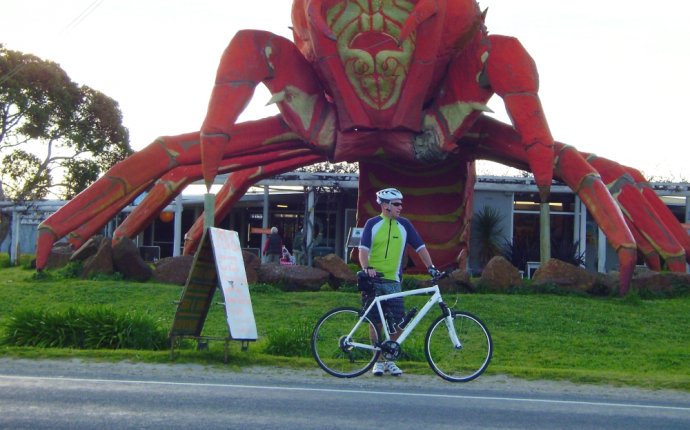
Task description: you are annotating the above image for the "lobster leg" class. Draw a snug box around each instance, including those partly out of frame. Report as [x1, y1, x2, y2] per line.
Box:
[36, 131, 200, 269]
[423, 34, 554, 201]
[36, 116, 310, 269]
[584, 155, 690, 268]
[485, 35, 555, 201]
[200, 30, 336, 188]
[113, 147, 323, 246]
[183, 151, 325, 255]
[467, 116, 638, 294]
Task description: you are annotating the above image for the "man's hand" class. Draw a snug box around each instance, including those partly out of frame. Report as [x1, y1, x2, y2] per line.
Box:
[428, 265, 440, 278]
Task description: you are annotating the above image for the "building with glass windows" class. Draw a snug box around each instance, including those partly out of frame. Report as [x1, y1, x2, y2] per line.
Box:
[2, 173, 689, 276]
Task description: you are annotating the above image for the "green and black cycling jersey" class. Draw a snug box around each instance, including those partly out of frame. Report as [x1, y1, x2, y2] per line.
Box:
[359, 215, 425, 282]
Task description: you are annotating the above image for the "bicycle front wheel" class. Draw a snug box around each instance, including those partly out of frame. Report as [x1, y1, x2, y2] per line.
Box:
[425, 310, 492, 382]
[311, 307, 381, 378]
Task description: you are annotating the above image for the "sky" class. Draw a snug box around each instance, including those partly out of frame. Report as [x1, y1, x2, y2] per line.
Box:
[1, 0, 690, 181]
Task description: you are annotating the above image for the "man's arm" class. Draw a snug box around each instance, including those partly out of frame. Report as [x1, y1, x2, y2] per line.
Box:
[417, 246, 434, 269]
[359, 247, 377, 277]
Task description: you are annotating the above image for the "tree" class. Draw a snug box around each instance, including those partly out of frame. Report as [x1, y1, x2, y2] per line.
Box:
[296, 161, 359, 174]
[0, 44, 132, 201]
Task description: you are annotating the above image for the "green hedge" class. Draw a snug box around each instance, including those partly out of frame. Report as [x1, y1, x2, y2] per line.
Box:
[2, 306, 168, 350]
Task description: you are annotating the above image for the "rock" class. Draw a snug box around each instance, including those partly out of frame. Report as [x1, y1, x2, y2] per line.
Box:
[70, 235, 104, 262]
[313, 253, 356, 289]
[152, 255, 194, 285]
[112, 237, 152, 282]
[478, 256, 522, 291]
[243, 250, 261, 284]
[257, 264, 330, 291]
[415, 269, 474, 293]
[532, 259, 596, 294]
[438, 269, 475, 293]
[81, 238, 114, 278]
[45, 243, 73, 270]
[593, 272, 619, 296]
[631, 271, 690, 296]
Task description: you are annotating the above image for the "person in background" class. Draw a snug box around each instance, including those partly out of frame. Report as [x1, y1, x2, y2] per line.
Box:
[292, 224, 305, 265]
[263, 226, 283, 264]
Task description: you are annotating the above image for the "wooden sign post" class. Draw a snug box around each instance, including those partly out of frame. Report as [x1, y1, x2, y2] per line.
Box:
[170, 228, 257, 360]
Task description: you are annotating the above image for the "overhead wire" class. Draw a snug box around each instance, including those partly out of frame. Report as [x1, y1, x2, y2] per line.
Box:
[0, 0, 106, 85]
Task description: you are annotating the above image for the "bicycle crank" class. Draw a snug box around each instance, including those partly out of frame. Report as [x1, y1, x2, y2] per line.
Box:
[380, 340, 401, 361]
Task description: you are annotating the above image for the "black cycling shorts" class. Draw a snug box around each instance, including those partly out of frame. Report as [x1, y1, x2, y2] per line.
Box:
[361, 280, 404, 325]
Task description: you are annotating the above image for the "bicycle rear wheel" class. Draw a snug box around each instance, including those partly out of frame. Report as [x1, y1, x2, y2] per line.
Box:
[311, 307, 381, 378]
[425, 310, 492, 382]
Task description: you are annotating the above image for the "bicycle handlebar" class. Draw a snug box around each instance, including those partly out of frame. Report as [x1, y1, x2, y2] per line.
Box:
[431, 270, 451, 284]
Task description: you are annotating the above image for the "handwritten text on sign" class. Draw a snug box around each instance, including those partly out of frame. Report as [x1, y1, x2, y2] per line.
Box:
[210, 228, 257, 340]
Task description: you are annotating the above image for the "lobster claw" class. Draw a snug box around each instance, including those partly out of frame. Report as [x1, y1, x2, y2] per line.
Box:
[398, 0, 439, 44]
[307, 0, 337, 40]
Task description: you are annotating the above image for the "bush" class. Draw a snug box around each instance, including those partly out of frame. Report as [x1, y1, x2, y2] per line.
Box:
[2, 306, 168, 350]
[30, 261, 83, 281]
[402, 276, 423, 291]
[263, 320, 312, 357]
[0, 253, 34, 269]
[249, 283, 282, 294]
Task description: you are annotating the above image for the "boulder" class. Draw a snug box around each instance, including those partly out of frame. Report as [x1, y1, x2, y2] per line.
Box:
[80, 238, 114, 278]
[593, 272, 620, 296]
[44, 243, 73, 270]
[70, 235, 105, 262]
[631, 271, 690, 296]
[112, 237, 152, 281]
[257, 264, 330, 291]
[532, 259, 596, 294]
[438, 269, 475, 293]
[415, 269, 474, 293]
[242, 250, 261, 284]
[478, 256, 522, 291]
[313, 253, 356, 289]
[152, 255, 194, 285]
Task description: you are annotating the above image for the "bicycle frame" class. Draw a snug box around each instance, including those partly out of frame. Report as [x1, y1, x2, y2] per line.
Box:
[346, 285, 462, 351]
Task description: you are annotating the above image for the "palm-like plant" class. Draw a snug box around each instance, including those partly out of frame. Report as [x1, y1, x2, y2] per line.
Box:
[473, 206, 505, 268]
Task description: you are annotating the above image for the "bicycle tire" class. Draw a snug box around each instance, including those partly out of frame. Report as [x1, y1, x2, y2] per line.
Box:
[425, 310, 493, 382]
[311, 307, 381, 378]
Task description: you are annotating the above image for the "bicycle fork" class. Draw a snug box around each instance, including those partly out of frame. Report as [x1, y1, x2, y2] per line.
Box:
[439, 302, 463, 349]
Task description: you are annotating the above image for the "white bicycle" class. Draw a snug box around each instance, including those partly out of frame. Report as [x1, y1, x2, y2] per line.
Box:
[311, 271, 493, 382]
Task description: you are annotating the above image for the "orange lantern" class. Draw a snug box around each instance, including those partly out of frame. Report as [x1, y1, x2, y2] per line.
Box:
[159, 211, 174, 223]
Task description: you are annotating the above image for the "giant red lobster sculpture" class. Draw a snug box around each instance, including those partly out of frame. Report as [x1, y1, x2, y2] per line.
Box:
[36, 0, 689, 294]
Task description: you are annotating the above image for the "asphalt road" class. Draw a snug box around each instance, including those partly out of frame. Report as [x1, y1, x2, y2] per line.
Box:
[1, 359, 689, 429]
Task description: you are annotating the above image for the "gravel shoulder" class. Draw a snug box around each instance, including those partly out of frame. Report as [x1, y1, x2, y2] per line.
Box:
[1, 357, 689, 405]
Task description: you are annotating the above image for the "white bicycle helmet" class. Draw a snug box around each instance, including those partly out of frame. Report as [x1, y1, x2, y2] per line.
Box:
[376, 188, 403, 204]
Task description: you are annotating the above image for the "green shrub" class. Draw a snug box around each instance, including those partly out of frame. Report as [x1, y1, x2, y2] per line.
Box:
[337, 282, 357, 293]
[347, 263, 360, 274]
[0, 254, 34, 269]
[31, 261, 84, 281]
[402, 276, 424, 291]
[2, 306, 168, 350]
[397, 335, 426, 362]
[90, 272, 124, 281]
[249, 283, 282, 294]
[263, 320, 312, 357]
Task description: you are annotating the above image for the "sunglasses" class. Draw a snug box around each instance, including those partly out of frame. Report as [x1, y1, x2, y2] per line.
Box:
[389, 202, 403, 207]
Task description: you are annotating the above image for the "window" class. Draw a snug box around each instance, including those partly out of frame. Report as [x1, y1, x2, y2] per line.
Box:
[511, 193, 576, 270]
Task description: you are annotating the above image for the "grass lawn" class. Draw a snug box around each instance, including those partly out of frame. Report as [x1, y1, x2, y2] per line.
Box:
[0, 265, 689, 391]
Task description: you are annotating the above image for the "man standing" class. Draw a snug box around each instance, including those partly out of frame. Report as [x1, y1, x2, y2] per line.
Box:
[263, 226, 283, 264]
[358, 188, 439, 376]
